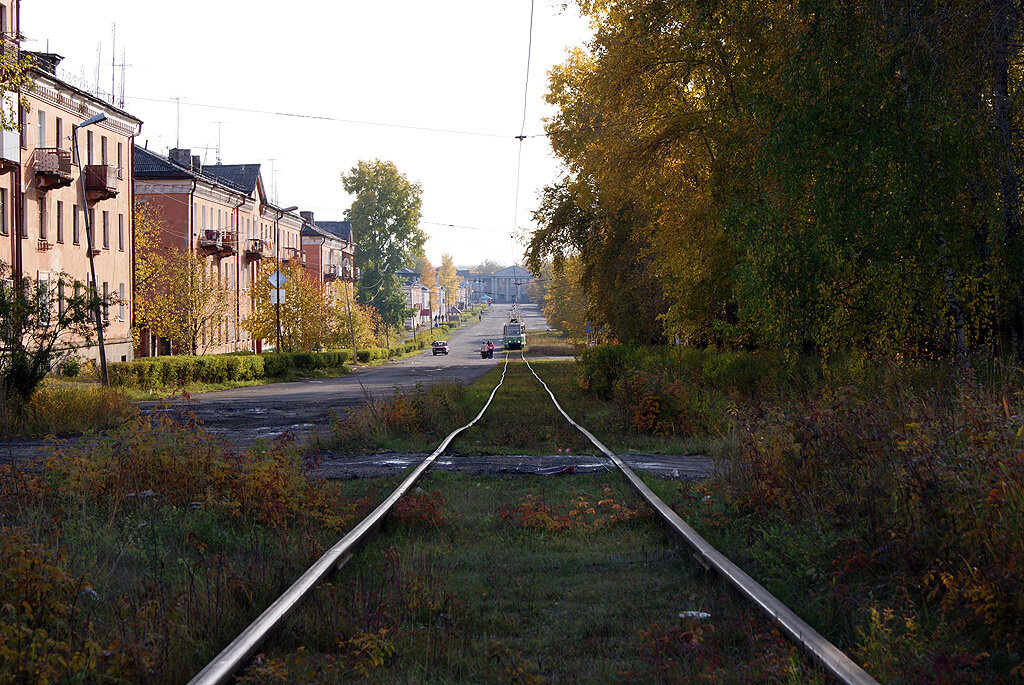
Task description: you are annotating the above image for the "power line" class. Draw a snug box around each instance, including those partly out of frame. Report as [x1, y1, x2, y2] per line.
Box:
[511, 0, 537, 264]
[128, 94, 515, 140]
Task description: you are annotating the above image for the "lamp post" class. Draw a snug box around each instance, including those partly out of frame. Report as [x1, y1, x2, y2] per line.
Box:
[72, 112, 109, 384]
[273, 205, 298, 353]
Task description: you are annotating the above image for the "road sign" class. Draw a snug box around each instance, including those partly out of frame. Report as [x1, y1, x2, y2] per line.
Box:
[268, 271, 287, 288]
[270, 288, 285, 305]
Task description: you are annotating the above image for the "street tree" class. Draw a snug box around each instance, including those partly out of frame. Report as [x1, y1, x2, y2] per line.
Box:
[438, 253, 459, 310]
[0, 262, 103, 419]
[145, 248, 231, 355]
[244, 261, 330, 352]
[341, 159, 425, 329]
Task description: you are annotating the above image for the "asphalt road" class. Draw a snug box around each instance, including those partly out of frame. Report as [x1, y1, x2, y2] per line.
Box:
[143, 303, 551, 446]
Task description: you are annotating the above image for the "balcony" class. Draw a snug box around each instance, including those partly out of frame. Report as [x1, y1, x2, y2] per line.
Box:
[32, 148, 72, 192]
[84, 164, 118, 201]
[223, 231, 238, 255]
[197, 229, 222, 254]
[282, 246, 304, 264]
[324, 264, 340, 281]
[245, 238, 269, 260]
[36, 239, 52, 251]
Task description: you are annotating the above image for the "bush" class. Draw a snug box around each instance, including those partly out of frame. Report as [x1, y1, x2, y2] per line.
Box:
[60, 355, 83, 378]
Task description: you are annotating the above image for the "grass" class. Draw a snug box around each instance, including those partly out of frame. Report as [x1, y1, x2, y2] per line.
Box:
[242, 471, 825, 683]
[525, 329, 577, 356]
[0, 414, 390, 682]
[327, 359, 706, 457]
[0, 378, 136, 437]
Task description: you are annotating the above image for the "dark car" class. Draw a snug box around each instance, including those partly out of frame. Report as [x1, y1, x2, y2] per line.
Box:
[431, 340, 449, 355]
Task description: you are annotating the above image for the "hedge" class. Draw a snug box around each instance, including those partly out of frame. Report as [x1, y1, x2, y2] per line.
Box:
[109, 350, 352, 389]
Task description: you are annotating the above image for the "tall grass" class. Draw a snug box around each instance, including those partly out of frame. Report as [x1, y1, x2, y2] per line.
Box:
[0, 381, 135, 437]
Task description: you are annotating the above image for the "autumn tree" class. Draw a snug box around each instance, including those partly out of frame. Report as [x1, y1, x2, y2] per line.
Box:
[438, 253, 459, 309]
[244, 260, 330, 352]
[417, 254, 438, 313]
[342, 160, 425, 329]
[472, 259, 505, 275]
[144, 248, 231, 355]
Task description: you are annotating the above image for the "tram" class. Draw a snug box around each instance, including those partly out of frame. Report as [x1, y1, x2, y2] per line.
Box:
[502, 304, 527, 350]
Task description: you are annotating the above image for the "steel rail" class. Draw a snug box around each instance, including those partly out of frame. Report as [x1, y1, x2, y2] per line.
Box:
[187, 354, 512, 685]
[520, 354, 878, 685]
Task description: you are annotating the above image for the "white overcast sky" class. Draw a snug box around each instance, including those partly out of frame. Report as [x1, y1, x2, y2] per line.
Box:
[22, 1, 591, 269]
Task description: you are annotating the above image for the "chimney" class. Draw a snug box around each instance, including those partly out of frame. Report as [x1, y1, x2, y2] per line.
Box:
[168, 148, 191, 168]
[300, 211, 314, 225]
[191, 156, 201, 173]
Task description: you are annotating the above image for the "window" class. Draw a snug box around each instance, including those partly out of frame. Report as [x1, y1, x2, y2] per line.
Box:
[19, 194, 25, 236]
[37, 271, 50, 322]
[119, 283, 125, 321]
[55, 117, 62, 150]
[102, 282, 109, 322]
[56, 201, 63, 243]
[72, 204, 79, 244]
[118, 214, 124, 251]
[117, 142, 123, 177]
[37, 110, 45, 147]
[88, 208, 95, 246]
[38, 198, 46, 240]
[57, 280, 65, 316]
[0, 188, 6, 236]
[100, 136, 107, 166]
[201, 206, 206, 229]
[102, 211, 109, 248]
[86, 130, 93, 165]
[18, 102, 25, 149]
[217, 209, 221, 230]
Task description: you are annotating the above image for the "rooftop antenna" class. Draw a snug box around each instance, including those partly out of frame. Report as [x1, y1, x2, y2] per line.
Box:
[268, 158, 278, 204]
[172, 97, 184, 148]
[213, 121, 225, 163]
[94, 42, 102, 97]
[116, 48, 130, 108]
[111, 23, 115, 105]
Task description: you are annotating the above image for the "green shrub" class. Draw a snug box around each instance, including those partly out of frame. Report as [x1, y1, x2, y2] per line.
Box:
[263, 353, 295, 377]
[577, 345, 646, 399]
[60, 356, 83, 378]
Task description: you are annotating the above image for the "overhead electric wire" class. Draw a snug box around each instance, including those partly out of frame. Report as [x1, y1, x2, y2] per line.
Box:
[511, 0, 537, 261]
[128, 94, 513, 140]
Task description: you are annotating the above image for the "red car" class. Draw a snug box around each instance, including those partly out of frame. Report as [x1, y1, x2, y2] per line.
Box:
[431, 340, 449, 355]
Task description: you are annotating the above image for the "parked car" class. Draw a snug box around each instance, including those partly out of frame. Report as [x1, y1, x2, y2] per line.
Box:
[431, 340, 449, 355]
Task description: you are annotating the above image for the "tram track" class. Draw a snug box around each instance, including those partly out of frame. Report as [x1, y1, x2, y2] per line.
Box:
[188, 351, 878, 684]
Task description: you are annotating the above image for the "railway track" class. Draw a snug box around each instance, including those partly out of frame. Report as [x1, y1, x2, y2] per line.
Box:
[188, 352, 878, 684]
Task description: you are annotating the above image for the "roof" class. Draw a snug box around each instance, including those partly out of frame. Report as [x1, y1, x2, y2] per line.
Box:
[317, 221, 353, 242]
[201, 164, 262, 194]
[493, 265, 532, 278]
[135, 146, 193, 180]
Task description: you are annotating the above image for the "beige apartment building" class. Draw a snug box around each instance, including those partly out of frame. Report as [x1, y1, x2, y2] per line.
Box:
[0, 28, 142, 364]
[135, 146, 304, 355]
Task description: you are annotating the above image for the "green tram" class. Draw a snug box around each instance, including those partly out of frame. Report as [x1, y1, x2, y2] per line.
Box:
[503, 317, 526, 350]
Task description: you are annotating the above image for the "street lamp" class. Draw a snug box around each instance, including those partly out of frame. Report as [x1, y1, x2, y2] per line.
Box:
[274, 205, 298, 353]
[72, 112, 109, 384]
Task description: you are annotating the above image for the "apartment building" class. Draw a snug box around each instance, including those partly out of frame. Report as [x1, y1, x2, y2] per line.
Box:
[300, 215, 357, 285]
[134, 146, 304, 355]
[0, 42, 142, 364]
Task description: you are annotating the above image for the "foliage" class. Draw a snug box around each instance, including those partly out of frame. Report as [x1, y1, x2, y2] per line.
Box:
[332, 284, 383, 350]
[533, 0, 1024, 357]
[138, 245, 230, 355]
[108, 350, 357, 389]
[416, 255, 438, 312]
[330, 380, 466, 451]
[244, 260, 330, 352]
[0, 261, 103, 419]
[539, 256, 588, 341]
[0, 527, 129, 682]
[342, 160, 425, 328]
[437, 254, 459, 307]
[499, 486, 644, 532]
[471, 259, 505, 275]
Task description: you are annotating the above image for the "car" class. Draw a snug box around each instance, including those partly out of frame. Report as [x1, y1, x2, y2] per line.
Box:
[431, 340, 449, 355]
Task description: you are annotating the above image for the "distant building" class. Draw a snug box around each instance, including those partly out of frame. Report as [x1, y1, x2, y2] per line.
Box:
[468, 266, 533, 304]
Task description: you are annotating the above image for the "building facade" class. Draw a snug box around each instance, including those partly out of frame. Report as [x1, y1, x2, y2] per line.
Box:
[1, 41, 142, 364]
[134, 146, 304, 355]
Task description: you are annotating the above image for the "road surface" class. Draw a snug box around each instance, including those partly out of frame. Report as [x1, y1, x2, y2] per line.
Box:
[142, 303, 549, 446]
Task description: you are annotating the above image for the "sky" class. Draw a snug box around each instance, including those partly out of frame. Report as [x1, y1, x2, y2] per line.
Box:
[22, 1, 592, 269]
